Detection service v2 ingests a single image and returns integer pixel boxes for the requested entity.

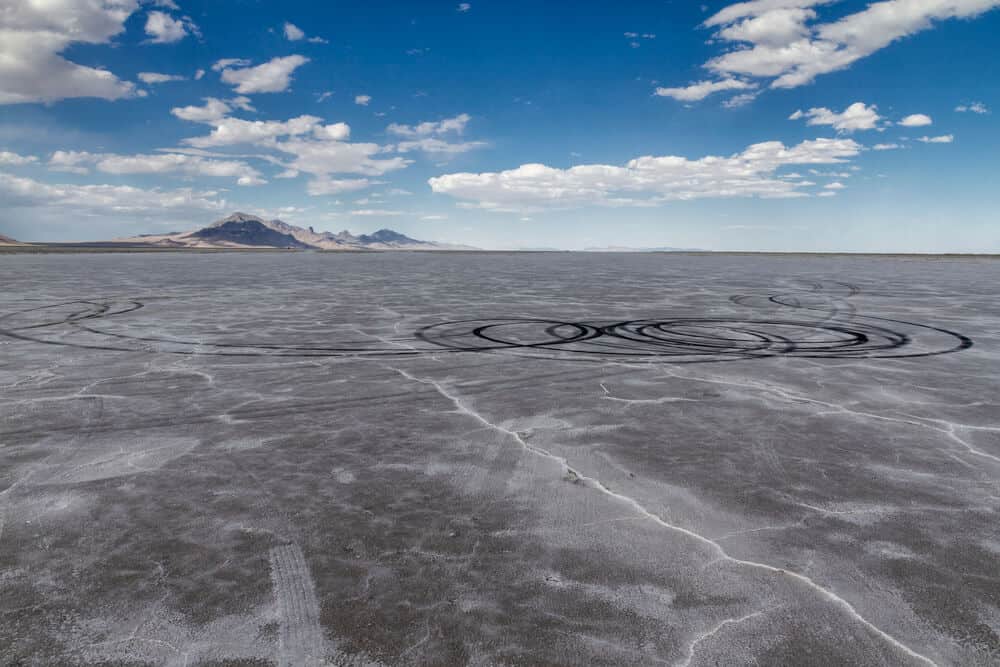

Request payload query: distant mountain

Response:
[0,234,24,245]
[189,218,313,249]
[116,213,477,251]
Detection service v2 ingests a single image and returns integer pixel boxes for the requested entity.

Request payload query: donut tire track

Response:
[0,281,972,363]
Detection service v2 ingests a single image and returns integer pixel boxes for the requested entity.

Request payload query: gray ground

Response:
[1,252,998,666]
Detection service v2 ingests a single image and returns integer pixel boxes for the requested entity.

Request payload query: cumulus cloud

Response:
[138,72,185,84]
[354,94,372,106]
[96,153,265,185]
[387,114,471,137]
[917,134,954,143]
[899,113,933,126]
[351,209,402,216]
[46,150,265,185]
[182,115,324,147]
[394,138,487,154]
[171,98,236,123]
[386,114,485,155]
[219,56,310,94]
[0,172,227,218]
[212,58,252,72]
[0,151,37,166]
[0,0,140,105]
[283,21,327,43]
[429,137,861,212]
[144,10,196,44]
[307,177,372,196]
[278,137,408,180]
[660,0,1000,101]
[655,78,756,102]
[722,91,761,108]
[789,102,882,131]
[176,110,408,195]
[48,150,99,174]
[284,22,305,40]
[955,101,988,113]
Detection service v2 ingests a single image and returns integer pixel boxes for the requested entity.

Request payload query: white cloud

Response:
[790,102,882,131]
[722,91,761,108]
[715,6,823,46]
[703,1,833,29]
[284,22,305,41]
[49,150,98,174]
[316,91,334,102]
[313,122,351,141]
[46,150,265,185]
[824,181,845,189]
[917,134,954,143]
[144,10,195,44]
[138,72,185,84]
[655,78,756,101]
[899,113,933,127]
[171,98,235,123]
[219,56,310,94]
[95,153,265,185]
[277,137,408,179]
[0,151,37,166]
[307,177,372,196]
[183,115,323,147]
[194,68,206,80]
[872,143,902,150]
[212,58,251,72]
[0,172,227,217]
[387,113,471,137]
[230,96,255,112]
[394,138,487,155]
[281,21,327,43]
[386,114,484,154]
[351,209,402,216]
[177,110,408,195]
[355,94,372,106]
[955,101,988,113]
[0,0,139,105]
[669,0,1000,96]
[457,3,471,12]
[430,137,862,212]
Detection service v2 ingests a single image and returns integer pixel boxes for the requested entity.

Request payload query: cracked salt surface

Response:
[1,252,998,665]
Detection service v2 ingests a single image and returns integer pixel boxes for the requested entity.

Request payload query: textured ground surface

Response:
[1,252,998,666]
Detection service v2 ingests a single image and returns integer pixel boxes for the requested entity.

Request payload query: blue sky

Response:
[1,0,998,251]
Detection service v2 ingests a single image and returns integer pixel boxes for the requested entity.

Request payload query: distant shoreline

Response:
[2,244,999,258]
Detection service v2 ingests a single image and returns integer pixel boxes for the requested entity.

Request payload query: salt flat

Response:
[1,252,998,666]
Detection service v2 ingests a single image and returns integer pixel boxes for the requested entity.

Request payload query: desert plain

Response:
[1,252,998,666]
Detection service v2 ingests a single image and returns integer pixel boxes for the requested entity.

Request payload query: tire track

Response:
[270,543,325,667]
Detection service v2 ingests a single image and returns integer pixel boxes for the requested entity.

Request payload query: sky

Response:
[0,0,998,252]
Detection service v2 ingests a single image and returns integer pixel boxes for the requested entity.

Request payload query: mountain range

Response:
[116,213,477,251]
